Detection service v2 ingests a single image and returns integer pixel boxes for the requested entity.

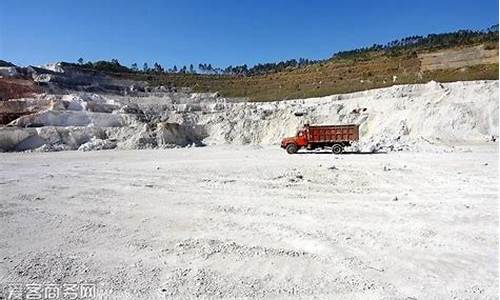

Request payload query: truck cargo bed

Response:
[305,124,359,143]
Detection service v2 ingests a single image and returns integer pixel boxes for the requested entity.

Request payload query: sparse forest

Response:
[70,25,498,78]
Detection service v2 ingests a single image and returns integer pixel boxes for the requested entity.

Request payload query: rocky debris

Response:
[118,103,142,114]
[32,143,69,152]
[114,124,157,150]
[354,136,415,153]
[0,126,108,152]
[78,138,117,151]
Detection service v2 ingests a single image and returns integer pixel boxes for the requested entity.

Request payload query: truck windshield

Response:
[297,131,304,137]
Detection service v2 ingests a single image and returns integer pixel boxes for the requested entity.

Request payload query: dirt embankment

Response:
[116,44,498,101]
[0,78,41,102]
[419,44,499,71]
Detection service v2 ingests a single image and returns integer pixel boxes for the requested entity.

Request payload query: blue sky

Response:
[0,0,498,68]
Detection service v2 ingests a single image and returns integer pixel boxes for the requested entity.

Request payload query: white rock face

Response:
[39,62,65,73]
[8,110,128,127]
[78,137,116,151]
[197,80,498,147]
[0,80,498,152]
[0,128,39,151]
[0,67,18,77]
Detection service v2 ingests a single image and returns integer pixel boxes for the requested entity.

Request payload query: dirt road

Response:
[0,145,497,299]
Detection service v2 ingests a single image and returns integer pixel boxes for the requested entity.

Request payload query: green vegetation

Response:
[65,59,130,73]
[72,25,499,101]
[333,25,499,59]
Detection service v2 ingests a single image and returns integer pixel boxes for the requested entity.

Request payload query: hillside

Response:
[113,43,497,101]
[104,27,500,101]
[1,27,498,102]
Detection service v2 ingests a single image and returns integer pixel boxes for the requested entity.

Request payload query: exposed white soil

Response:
[0,144,497,299]
[0,80,498,152]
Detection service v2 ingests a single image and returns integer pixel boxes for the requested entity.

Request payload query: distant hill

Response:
[0,60,16,67]
[66,26,500,101]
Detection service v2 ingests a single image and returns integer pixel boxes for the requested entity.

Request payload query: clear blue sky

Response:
[0,0,498,68]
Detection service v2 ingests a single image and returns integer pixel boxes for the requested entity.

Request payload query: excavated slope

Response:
[0,80,497,152]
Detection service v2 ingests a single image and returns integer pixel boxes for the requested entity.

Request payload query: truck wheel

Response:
[332,144,343,154]
[286,144,298,154]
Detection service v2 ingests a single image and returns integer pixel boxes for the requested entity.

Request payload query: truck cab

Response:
[280,130,305,150]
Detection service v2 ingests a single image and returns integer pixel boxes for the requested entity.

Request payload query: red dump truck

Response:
[280,124,359,154]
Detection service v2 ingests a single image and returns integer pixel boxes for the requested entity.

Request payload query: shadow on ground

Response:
[295,151,386,155]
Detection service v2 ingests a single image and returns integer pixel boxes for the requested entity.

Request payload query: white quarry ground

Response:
[0,144,497,299]
[0,80,498,298]
[0,80,498,152]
